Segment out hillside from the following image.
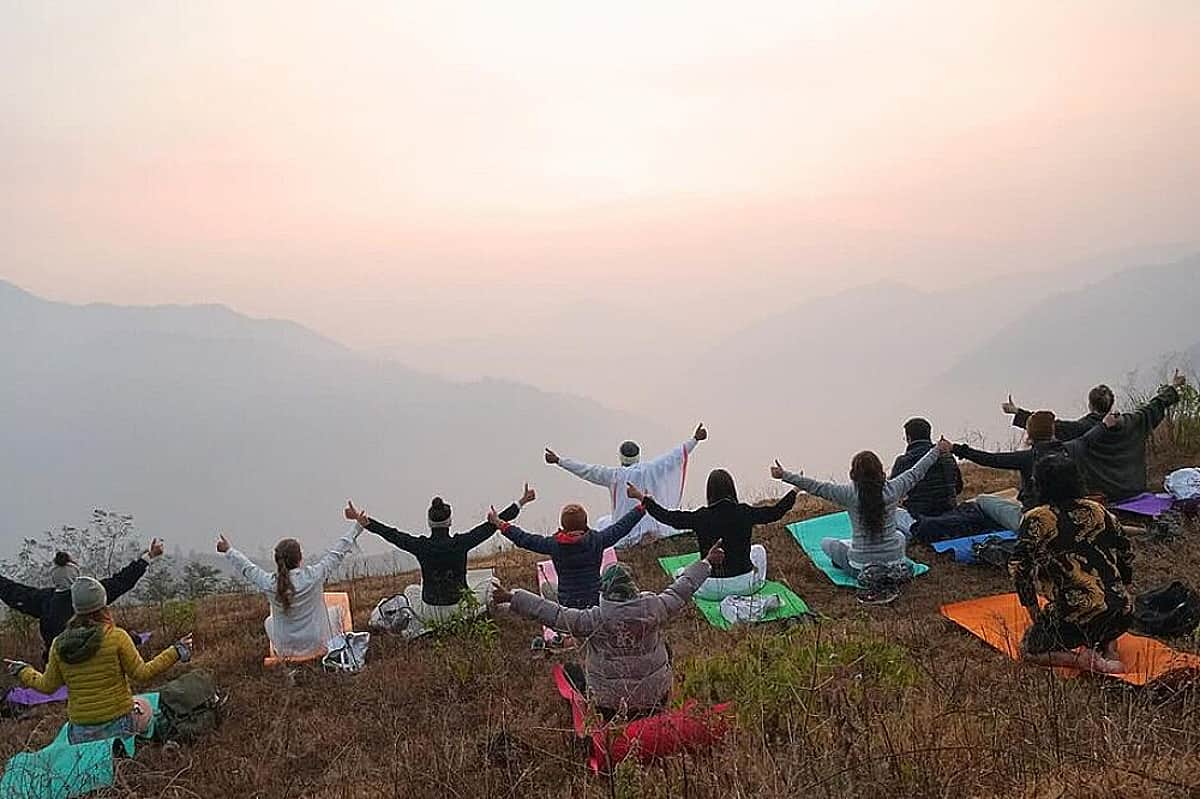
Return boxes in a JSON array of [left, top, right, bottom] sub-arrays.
[[2, 438, 1199, 797], [0, 281, 667, 561]]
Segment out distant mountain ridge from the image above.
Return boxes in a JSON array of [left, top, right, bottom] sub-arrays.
[[0, 281, 668, 560]]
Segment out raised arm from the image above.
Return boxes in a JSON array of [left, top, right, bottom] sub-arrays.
[[887, 445, 944, 498], [555, 455, 621, 488], [460, 501, 522, 549], [642, 498, 700, 531], [116, 629, 181, 683], [497, 521, 556, 556], [221, 543, 277, 594], [1130, 382, 1182, 436], [951, 443, 1029, 471], [101, 540, 161, 604], [365, 517, 422, 555], [307, 522, 365, 585], [594, 505, 648, 549], [653, 558, 712, 620], [776, 470, 856, 508], [509, 590, 603, 637], [747, 489, 798, 525]]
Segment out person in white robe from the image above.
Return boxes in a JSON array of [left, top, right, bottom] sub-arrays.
[[544, 424, 706, 548]]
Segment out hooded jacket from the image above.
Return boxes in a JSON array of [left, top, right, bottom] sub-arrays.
[[0, 556, 149, 666], [499, 506, 645, 609], [509, 559, 710, 712], [1068, 385, 1180, 501], [19, 625, 179, 726], [642, 492, 796, 578]]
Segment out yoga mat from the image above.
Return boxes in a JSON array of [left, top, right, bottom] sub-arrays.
[[942, 593, 1200, 686], [537, 549, 618, 641], [4, 685, 68, 708], [930, 530, 1018, 564], [1111, 492, 1175, 518], [0, 692, 160, 799], [786, 512, 929, 587], [656, 553, 809, 630], [264, 591, 353, 667]]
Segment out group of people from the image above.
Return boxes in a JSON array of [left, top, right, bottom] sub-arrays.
[[1, 373, 1189, 737]]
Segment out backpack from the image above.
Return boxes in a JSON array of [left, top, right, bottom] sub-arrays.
[[153, 669, 224, 744], [1131, 582, 1200, 639], [369, 593, 429, 640]]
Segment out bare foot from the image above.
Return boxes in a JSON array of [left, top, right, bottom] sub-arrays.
[[1085, 649, 1125, 674]]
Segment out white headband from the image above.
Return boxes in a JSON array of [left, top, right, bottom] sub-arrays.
[[620, 454, 640, 467]]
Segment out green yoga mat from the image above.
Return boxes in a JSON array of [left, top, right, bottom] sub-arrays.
[[786, 512, 929, 587], [1, 693, 160, 799], [657, 553, 809, 630]]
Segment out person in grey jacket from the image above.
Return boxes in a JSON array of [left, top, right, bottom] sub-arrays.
[[494, 540, 725, 721], [772, 437, 953, 574]]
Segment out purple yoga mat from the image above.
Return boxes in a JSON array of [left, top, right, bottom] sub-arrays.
[[1112, 492, 1175, 518], [4, 685, 68, 707]]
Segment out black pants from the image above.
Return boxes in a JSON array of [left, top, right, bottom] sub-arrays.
[[909, 503, 997, 544]]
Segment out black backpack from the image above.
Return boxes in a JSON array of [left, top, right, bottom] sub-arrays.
[[971, 535, 1017, 569], [1131, 582, 1200, 639], [154, 669, 224, 744]]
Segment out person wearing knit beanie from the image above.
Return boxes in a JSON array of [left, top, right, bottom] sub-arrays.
[[70, 577, 108, 615], [1025, 410, 1057, 444], [543, 423, 708, 549]]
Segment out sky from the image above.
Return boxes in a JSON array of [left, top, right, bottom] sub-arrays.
[[2, 0, 1198, 365]]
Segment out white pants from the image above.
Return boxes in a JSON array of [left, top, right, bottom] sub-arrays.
[[403, 569, 494, 625], [678, 544, 768, 601]]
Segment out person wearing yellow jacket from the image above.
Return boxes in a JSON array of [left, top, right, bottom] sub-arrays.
[[4, 576, 193, 744]]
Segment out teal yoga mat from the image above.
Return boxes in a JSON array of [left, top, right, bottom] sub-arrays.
[[657, 553, 809, 630], [0, 693, 160, 799], [786, 512, 929, 587]]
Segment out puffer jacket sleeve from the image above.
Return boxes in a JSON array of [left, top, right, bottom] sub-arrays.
[[116, 629, 180, 683], [652, 559, 711, 622], [509, 589, 603, 637], [19, 651, 65, 694]]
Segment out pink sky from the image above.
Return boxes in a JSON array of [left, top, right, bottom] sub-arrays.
[[2, 1, 1198, 352]]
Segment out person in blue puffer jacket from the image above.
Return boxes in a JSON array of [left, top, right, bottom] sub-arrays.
[[489, 500, 646, 609]]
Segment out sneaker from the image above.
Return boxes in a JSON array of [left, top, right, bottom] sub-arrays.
[[856, 564, 902, 605]]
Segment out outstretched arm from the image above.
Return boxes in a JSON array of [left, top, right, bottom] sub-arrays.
[[951, 444, 1028, 471], [217, 535, 276, 594], [776, 470, 856, 508], [101, 556, 152, 605], [555, 455, 621, 488], [654, 559, 712, 620], [0, 576, 50, 618], [460, 502, 522, 549], [747, 490, 799, 524], [641, 498, 699, 531], [509, 590, 603, 637], [887, 444, 945, 498], [594, 505, 648, 549], [365, 517, 421, 555], [1131, 382, 1182, 436], [496, 520, 556, 556], [116, 629, 180, 683], [308, 522, 366, 585]]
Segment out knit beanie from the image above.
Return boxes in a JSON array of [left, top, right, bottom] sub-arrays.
[[1026, 411, 1056, 443], [560, 503, 588, 533], [428, 497, 452, 530], [619, 441, 640, 467], [49, 552, 81, 591], [71, 577, 108, 615], [599, 563, 639, 602]]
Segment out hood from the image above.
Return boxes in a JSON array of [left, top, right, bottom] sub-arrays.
[[553, 530, 589, 545], [55, 625, 106, 665]]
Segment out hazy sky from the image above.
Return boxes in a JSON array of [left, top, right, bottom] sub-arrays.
[[3, 1, 1198, 355]]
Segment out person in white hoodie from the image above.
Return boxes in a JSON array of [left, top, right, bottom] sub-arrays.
[[217, 511, 363, 659], [544, 423, 706, 549]]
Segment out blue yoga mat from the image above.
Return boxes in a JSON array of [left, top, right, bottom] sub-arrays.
[[786, 512, 929, 587], [0, 693, 160, 799], [930, 530, 1018, 564]]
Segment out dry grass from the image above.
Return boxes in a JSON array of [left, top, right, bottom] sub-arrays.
[[3, 445, 1200, 798]]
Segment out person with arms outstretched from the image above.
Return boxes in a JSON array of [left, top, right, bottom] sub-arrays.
[[545, 423, 706, 549], [1002, 384, 1113, 442], [218, 516, 364, 659], [491, 491, 644, 609], [0, 540, 166, 666], [629, 470, 796, 600], [772, 437, 954, 576], [5, 577, 192, 744], [352, 485, 534, 625], [494, 539, 725, 722]]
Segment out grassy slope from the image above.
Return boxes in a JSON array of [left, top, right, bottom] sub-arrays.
[[3, 443, 1200, 798]]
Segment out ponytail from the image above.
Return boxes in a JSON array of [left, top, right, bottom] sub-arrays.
[[851, 451, 888, 543], [274, 539, 303, 611]]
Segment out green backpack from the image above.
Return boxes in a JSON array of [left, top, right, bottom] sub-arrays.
[[153, 669, 224, 744]]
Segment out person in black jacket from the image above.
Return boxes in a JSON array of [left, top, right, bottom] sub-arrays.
[[0, 540, 164, 666], [490, 501, 645, 609], [891, 418, 990, 544], [629, 469, 797, 600], [356, 486, 534, 625]]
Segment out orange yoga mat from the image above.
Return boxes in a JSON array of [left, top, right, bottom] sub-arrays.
[[941, 592, 1200, 686], [263, 591, 353, 668]]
